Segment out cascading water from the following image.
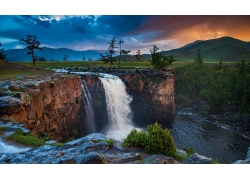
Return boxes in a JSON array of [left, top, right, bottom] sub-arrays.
[[99, 73, 136, 141], [80, 78, 96, 133]]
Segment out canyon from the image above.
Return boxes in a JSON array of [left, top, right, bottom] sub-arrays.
[[0, 68, 175, 142]]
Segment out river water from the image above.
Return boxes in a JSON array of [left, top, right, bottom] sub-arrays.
[[170, 101, 250, 163]]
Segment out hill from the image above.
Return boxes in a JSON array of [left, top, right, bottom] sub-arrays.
[[5, 47, 108, 62], [161, 36, 250, 62]]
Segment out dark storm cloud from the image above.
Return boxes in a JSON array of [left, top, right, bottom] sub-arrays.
[[14, 15, 51, 28], [0, 15, 152, 51], [1, 15, 250, 52]]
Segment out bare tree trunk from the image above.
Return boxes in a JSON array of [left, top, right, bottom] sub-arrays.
[[32, 50, 35, 67], [239, 80, 246, 121], [118, 43, 121, 68]]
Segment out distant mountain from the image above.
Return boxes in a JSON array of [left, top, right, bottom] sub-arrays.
[[5, 36, 250, 63], [161, 36, 250, 62], [5, 47, 108, 62]]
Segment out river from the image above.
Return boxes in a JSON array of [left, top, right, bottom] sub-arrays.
[[170, 101, 250, 163]]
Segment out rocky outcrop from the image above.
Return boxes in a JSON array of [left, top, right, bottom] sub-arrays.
[[0, 74, 85, 142]]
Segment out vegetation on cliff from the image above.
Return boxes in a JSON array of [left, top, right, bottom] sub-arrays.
[[175, 59, 250, 121]]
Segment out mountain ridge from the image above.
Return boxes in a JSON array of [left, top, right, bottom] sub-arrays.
[[4, 36, 250, 62]]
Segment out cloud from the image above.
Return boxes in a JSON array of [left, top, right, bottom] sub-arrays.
[[0, 15, 250, 53], [129, 15, 250, 47]]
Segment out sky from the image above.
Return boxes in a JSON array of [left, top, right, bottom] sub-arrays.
[[1, 1, 250, 55]]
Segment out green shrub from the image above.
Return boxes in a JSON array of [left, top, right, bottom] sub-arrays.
[[8, 129, 45, 147], [122, 122, 176, 155]]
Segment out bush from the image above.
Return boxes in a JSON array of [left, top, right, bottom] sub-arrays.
[[122, 122, 176, 155]]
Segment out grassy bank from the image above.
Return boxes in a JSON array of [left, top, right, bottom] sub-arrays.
[[0, 61, 53, 80]]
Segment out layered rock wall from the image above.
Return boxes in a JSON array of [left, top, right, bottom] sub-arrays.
[[0, 74, 85, 142], [120, 69, 175, 126]]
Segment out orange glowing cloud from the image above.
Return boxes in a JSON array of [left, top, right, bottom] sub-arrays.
[[132, 15, 250, 48]]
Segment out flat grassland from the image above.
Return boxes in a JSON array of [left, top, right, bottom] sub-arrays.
[[0, 61, 53, 80], [0, 60, 237, 81], [19, 60, 236, 69]]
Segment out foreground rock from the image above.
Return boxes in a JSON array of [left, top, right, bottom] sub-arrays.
[[140, 154, 180, 164], [0, 133, 140, 164], [0, 133, 186, 164], [182, 153, 215, 164]]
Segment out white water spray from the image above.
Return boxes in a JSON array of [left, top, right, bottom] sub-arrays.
[[81, 79, 96, 133], [99, 74, 135, 141]]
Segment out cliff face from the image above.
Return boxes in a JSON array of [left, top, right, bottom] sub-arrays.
[[0, 70, 175, 141], [0, 74, 85, 142], [82, 69, 176, 128], [120, 69, 175, 127]]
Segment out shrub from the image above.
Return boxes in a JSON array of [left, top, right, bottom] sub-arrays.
[[122, 122, 176, 155]]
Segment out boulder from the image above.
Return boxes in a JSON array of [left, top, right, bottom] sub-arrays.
[[182, 153, 215, 164], [140, 154, 180, 164], [103, 152, 140, 164]]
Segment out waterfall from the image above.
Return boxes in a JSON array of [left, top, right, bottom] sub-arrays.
[[80, 78, 96, 133], [99, 74, 135, 141]]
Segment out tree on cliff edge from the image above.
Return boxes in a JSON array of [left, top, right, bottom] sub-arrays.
[[20, 35, 42, 67], [0, 42, 7, 61], [150, 45, 175, 71], [100, 36, 118, 68]]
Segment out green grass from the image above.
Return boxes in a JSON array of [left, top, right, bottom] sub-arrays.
[[19, 61, 153, 69], [18, 60, 237, 70], [0, 60, 53, 80], [0, 60, 237, 81], [8, 129, 45, 147]]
